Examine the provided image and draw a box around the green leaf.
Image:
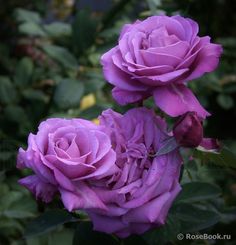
[83,72,105,94]
[54,79,84,109]
[150,137,178,157]
[88,53,101,66]
[42,45,78,68]
[4,105,27,123]
[0,191,23,210]
[14,57,34,87]
[217,94,234,110]
[14,8,41,23]
[0,218,24,233]
[124,235,148,245]
[220,206,236,224]
[0,139,17,171]
[24,210,75,238]
[3,195,37,218]
[26,237,47,245]
[0,76,18,104]
[172,204,220,232]
[176,182,221,203]
[223,83,236,93]
[48,229,74,245]
[3,210,35,219]
[72,10,97,54]
[194,145,236,169]
[22,89,48,102]
[143,214,181,245]
[78,104,110,120]
[43,22,72,38]
[19,22,47,37]
[73,222,119,245]
[0,151,15,171]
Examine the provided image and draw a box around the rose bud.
[173,111,203,148]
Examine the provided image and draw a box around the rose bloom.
[101,15,222,118]
[87,108,182,237]
[17,118,118,211]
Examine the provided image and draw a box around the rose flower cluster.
[17,15,222,237]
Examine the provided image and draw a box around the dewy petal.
[18,175,57,203]
[154,84,210,118]
[112,87,149,105]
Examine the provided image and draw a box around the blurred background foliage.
[0,0,236,244]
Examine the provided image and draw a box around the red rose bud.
[173,112,203,148]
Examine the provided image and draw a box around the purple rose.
[87,108,182,237]
[173,111,203,147]
[101,15,222,118]
[17,118,118,211]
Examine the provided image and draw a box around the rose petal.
[200,138,220,151]
[173,16,199,43]
[44,154,95,179]
[122,191,171,223]
[60,182,107,211]
[185,43,223,81]
[112,87,149,105]
[74,149,118,180]
[66,136,80,157]
[141,50,182,67]
[101,48,147,91]
[131,65,173,76]
[134,68,189,85]
[18,175,57,203]
[148,41,189,59]
[154,84,210,118]
[88,212,128,234]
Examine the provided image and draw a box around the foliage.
[0,0,236,244]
